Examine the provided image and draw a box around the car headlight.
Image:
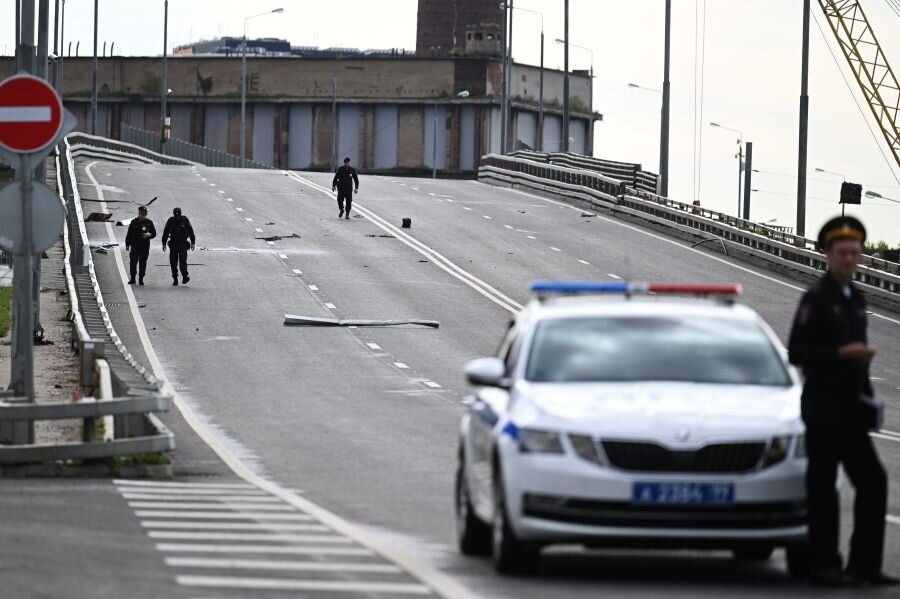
[763,436,791,467]
[519,429,564,454]
[569,434,606,466]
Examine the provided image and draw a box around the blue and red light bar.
[529,280,742,296]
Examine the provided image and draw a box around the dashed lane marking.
[423,381,442,389]
[366,343,382,350]
[149,532,352,543]
[134,511,315,520]
[142,522,328,531]
[255,228,263,233]
[123,494,281,502]
[482,215,492,220]
[394,362,409,369]
[165,557,401,573]
[550,246,561,252]
[266,241,276,246]
[127,502,294,511]
[578,259,591,265]
[278,254,288,260]
[527,235,536,240]
[292,269,302,275]
[158,544,373,556]
[888,515,900,525]
[175,576,431,595]
[308,285,319,291]
[245,218,253,222]
[504,225,513,229]
[235,207,244,212]
[226,198,234,202]
[608,273,622,279]
[324,303,336,309]
[463,207,472,211]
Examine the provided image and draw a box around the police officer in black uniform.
[788,216,896,587]
[161,207,196,286]
[125,205,156,285]
[331,156,359,219]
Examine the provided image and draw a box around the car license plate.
[632,482,734,506]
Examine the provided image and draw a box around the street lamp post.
[91,0,98,135]
[160,0,168,154]
[660,0,672,197]
[555,38,592,155]
[627,82,666,193]
[710,122,745,216]
[504,4,543,151]
[240,7,283,168]
[865,190,900,205]
[433,90,470,179]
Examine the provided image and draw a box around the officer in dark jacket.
[125,206,156,285]
[161,207,196,286]
[788,216,896,587]
[331,156,359,219]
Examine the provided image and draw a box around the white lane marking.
[527,235,536,240]
[578,259,591,265]
[286,172,522,315]
[278,254,288,260]
[142,522,326,531]
[412,187,419,191]
[128,502,294,511]
[482,215,492,220]
[200,178,207,182]
[292,269,302,275]
[871,377,885,381]
[175,576,430,595]
[123,494,281,502]
[226,198,234,202]
[149,531,350,543]
[115,480,255,490]
[550,246,561,252]
[158,544,372,556]
[324,303,336,309]
[235,207,244,212]
[210,183,216,187]
[608,273,622,279]
[266,241,276,246]
[394,362,409,369]
[504,225,514,229]
[463,206,473,211]
[308,285,319,291]
[121,488,267,496]
[135,511,314,521]
[113,479,253,493]
[424,381,442,388]
[888,515,900,525]
[366,343,382,350]
[83,158,485,599]
[446,198,454,202]
[165,557,401,573]
[428,192,436,196]
[218,190,224,194]
[255,228,263,233]
[499,184,900,326]
[245,218,253,222]
[872,430,900,444]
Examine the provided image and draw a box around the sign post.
[0,73,74,444]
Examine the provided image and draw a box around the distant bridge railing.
[120,124,273,170]
[510,150,660,194]
[479,153,900,308]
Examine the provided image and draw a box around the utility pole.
[736,142,743,216]
[505,0,514,152]
[161,0,168,154]
[91,0,98,135]
[562,0,570,153]
[331,68,337,168]
[500,2,508,154]
[59,0,65,90]
[52,0,59,89]
[796,0,810,238]
[743,142,753,220]
[659,0,671,196]
[432,99,438,179]
[538,28,544,150]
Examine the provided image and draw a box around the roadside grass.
[0,287,12,337]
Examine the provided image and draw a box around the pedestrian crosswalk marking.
[165,557,401,573]
[157,543,373,556]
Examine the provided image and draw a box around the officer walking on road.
[125,205,156,285]
[161,207,196,287]
[788,216,897,588]
[332,156,359,219]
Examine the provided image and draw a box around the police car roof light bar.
[530,280,742,297]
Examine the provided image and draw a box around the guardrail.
[478,154,900,307]
[0,137,175,463]
[510,149,660,194]
[68,132,196,167]
[121,124,274,170]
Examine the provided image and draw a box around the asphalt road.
[78,160,900,598]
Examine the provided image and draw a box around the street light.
[432,90,470,179]
[502,3,544,151]
[241,7,284,168]
[864,190,900,205]
[710,122,745,216]
[628,82,666,195]
[627,82,662,93]
[555,38,593,154]
[160,0,168,154]
[814,167,846,181]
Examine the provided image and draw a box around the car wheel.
[785,543,811,580]
[492,472,540,575]
[733,545,775,561]
[455,462,491,556]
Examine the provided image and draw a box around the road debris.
[284,314,439,328]
[402,218,412,228]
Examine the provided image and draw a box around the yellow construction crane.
[817,0,900,170]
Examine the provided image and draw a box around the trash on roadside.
[581,212,596,218]
[85,212,112,222]
[402,218,412,228]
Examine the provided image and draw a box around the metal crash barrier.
[479,154,900,308]
[0,136,175,464]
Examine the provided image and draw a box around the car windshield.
[525,316,791,386]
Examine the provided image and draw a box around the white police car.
[456,281,809,575]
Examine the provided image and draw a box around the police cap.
[138,206,148,214]
[817,215,866,250]
[173,207,182,216]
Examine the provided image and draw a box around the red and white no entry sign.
[0,74,63,154]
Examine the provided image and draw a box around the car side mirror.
[465,357,508,388]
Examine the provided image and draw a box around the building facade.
[0,55,598,174]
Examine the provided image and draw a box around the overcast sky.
[4,0,900,244]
